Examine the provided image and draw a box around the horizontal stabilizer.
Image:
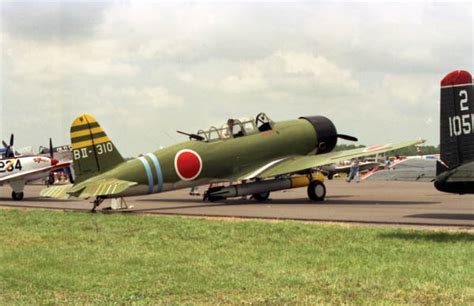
[74,179,138,198]
[41,179,137,199]
[40,184,74,199]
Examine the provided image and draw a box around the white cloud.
[175,52,360,97]
[118,86,184,109]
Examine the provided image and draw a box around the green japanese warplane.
[41,113,424,211]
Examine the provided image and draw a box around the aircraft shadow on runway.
[0,197,80,203]
[115,202,248,214]
[405,213,474,221]
[137,197,439,206]
[379,231,474,242]
[0,203,90,211]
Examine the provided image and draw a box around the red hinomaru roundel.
[174,149,203,181]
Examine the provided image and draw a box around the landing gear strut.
[91,197,105,213]
[307,180,326,201]
[11,191,24,201]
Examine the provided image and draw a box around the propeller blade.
[337,134,358,142]
[2,140,7,148]
[9,134,14,146]
[49,138,54,158]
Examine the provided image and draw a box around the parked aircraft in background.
[321,161,382,180]
[0,135,71,200]
[41,112,423,211]
[434,70,474,194]
[363,156,437,182]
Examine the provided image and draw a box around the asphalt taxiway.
[0,181,472,228]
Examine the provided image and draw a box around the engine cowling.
[300,116,338,154]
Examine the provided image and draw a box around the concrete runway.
[0,180,473,228]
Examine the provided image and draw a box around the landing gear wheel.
[252,191,270,202]
[12,191,24,201]
[307,181,326,201]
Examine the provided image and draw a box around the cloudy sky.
[0,0,472,156]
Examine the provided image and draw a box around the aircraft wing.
[333,161,382,173]
[256,139,425,178]
[41,178,137,199]
[225,158,289,181]
[0,161,71,185]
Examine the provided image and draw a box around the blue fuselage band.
[147,153,163,193]
[138,156,154,194]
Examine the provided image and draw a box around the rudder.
[439,70,474,175]
[70,114,125,182]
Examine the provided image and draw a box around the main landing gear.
[11,191,24,201]
[307,180,326,201]
[10,181,26,201]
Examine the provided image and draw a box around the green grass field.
[0,209,472,304]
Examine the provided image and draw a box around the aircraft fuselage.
[75,118,319,197]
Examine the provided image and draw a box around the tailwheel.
[91,197,105,213]
[252,191,270,202]
[307,181,326,201]
[11,191,24,201]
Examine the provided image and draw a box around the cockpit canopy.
[196,112,274,142]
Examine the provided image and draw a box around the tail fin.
[438,70,474,175]
[70,114,125,182]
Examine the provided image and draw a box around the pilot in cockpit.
[222,119,235,138]
[227,119,234,135]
